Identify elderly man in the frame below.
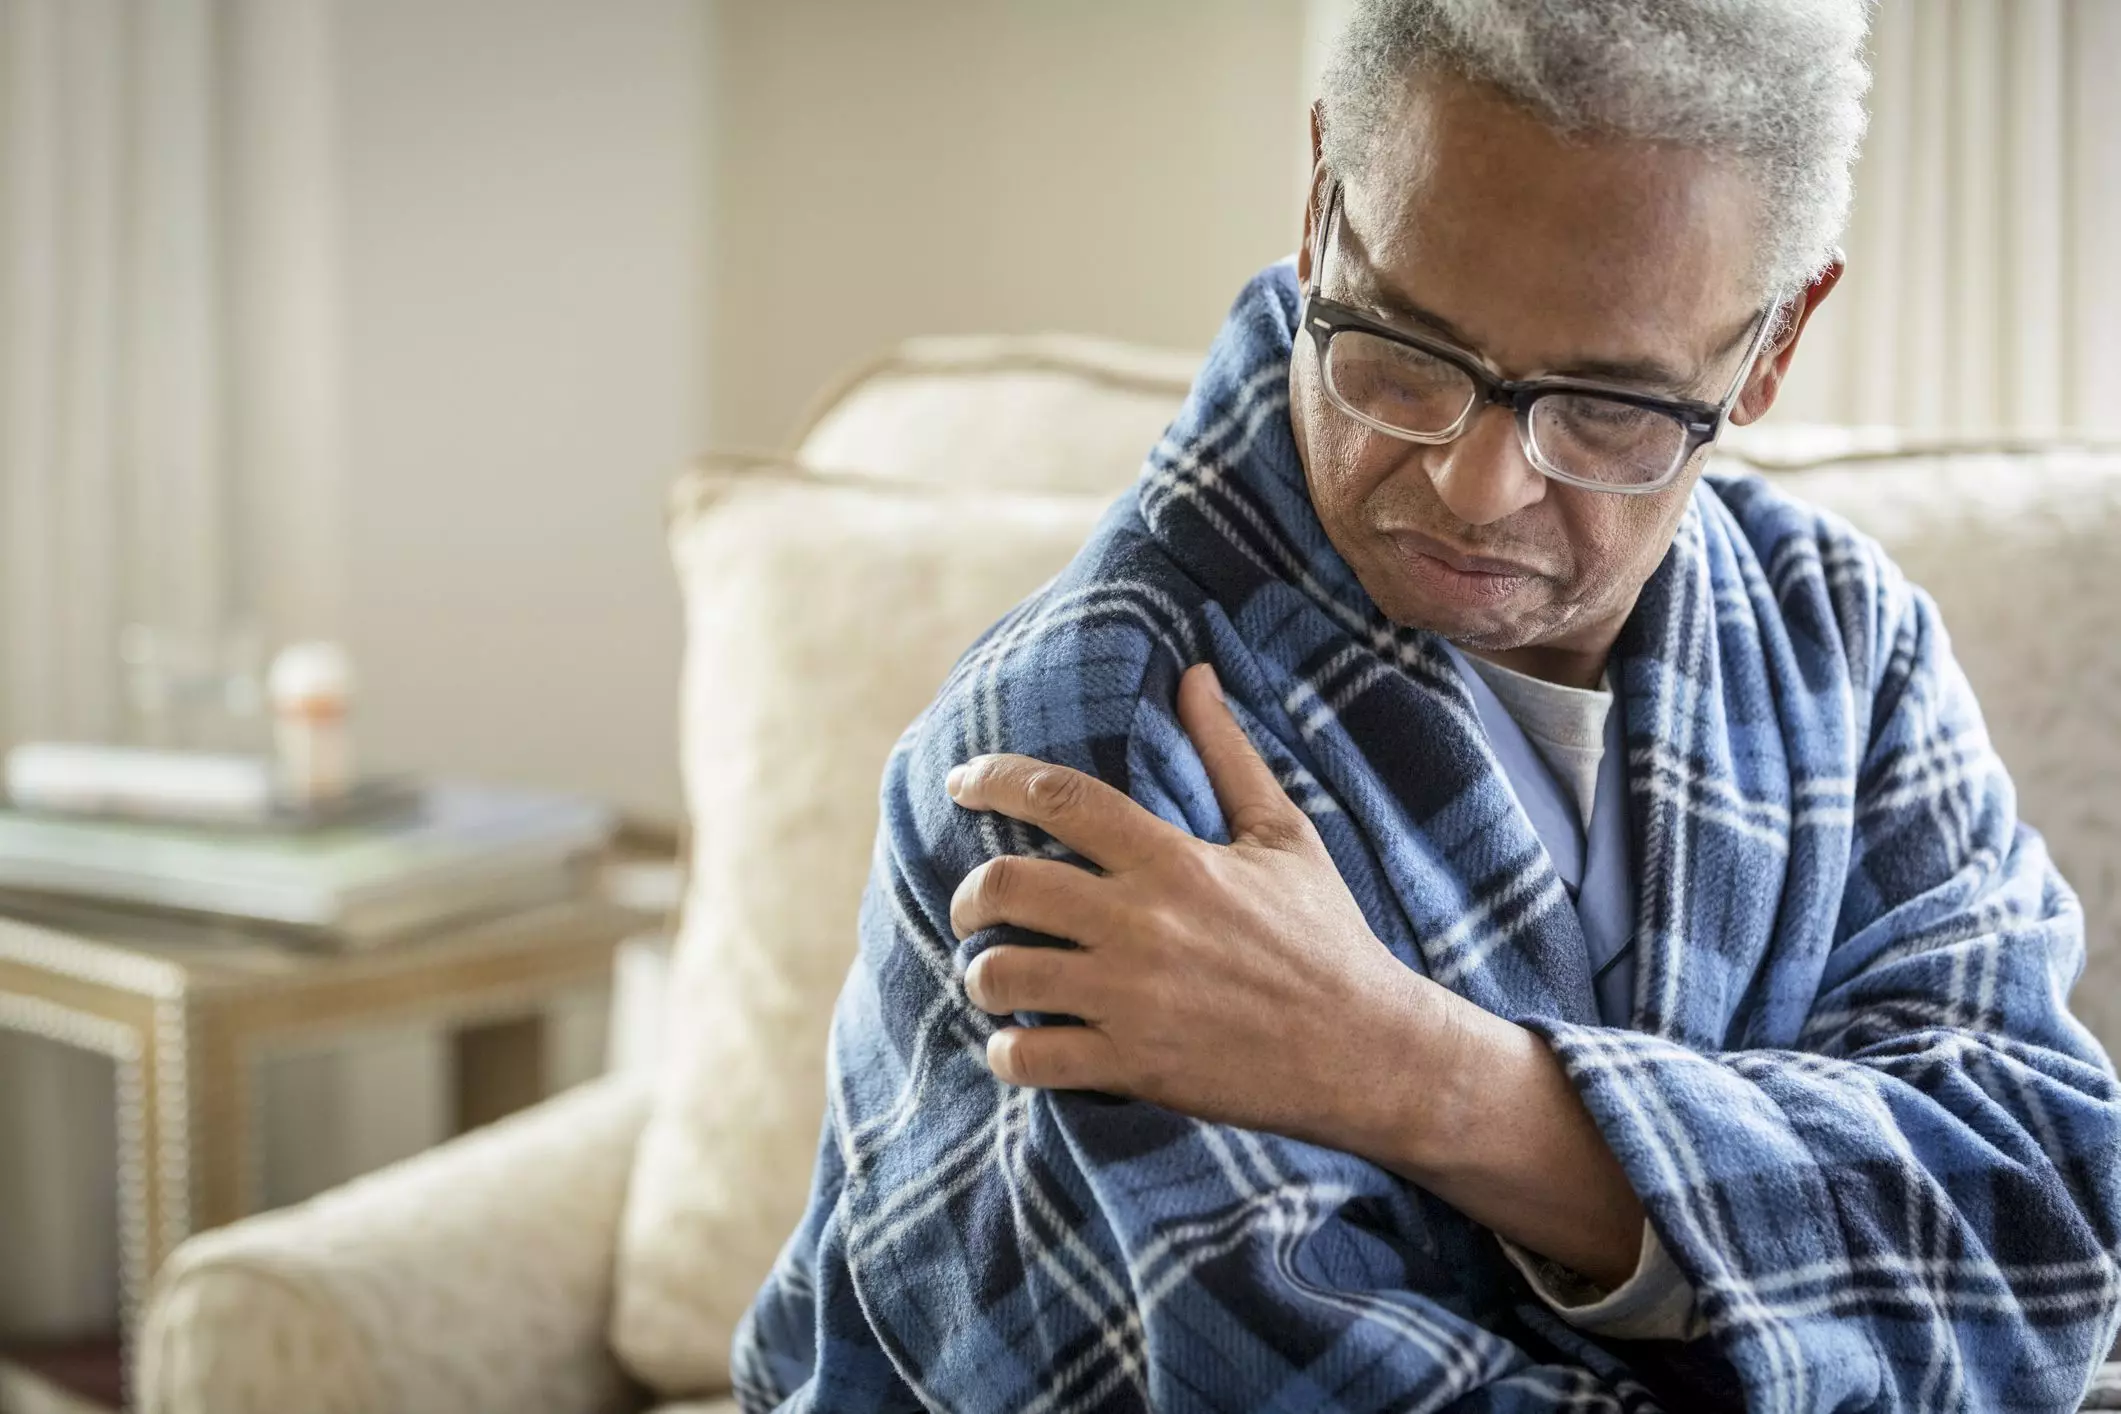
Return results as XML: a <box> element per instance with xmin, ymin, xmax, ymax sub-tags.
<box><xmin>735</xmin><ymin>1</ymin><xmax>2121</xmax><ymax>1409</ymax></box>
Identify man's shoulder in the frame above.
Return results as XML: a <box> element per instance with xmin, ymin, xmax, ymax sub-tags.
<box><xmin>907</xmin><ymin>505</ymin><xmax>1209</xmax><ymax>780</ymax></box>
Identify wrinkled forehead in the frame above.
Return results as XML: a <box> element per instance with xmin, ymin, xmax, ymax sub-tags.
<box><xmin>1337</xmin><ymin>74</ymin><xmax>1767</xmax><ymax>387</ymax></box>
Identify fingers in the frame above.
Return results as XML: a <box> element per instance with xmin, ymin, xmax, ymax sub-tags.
<box><xmin>963</xmin><ymin>943</ymin><xmax>1102</xmax><ymax>1017</ymax></box>
<box><xmin>986</xmin><ymin>1022</ymin><xmax>1125</xmax><ymax>1093</ymax></box>
<box><xmin>949</xmin><ymin>854</ymin><xmax>1104</xmax><ymax>943</ymax></box>
<box><xmin>1174</xmin><ymin>663</ymin><xmax>1311</xmax><ymax>850</ymax></box>
<box><xmin>946</xmin><ymin>754</ymin><xmax>1175</xmax><ymax>872</ymax></box>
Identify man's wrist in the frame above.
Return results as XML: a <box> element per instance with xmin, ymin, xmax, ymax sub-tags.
<box><xmin>1375</xmin><ymin>994</ymin><xmax>1647</xmax><ymax>1288</ymax></box>
<box><xmin>1330</xmin><ymin>969</ymin><xmax>1487</xmax><ymax>1183</ymax></box>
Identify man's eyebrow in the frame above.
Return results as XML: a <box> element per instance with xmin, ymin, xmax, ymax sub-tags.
<box><xmin>1554</xmin><ymin>352</ymin><xmax>1698</xmax><ymax>394</ymax></box>
<box><xmin>1353</xmin><ymin>279</ymin><xmax>1708</xmax><ymax>396</ymax></box>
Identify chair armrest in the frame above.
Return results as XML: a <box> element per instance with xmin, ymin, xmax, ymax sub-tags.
<box><xmin>139</xmin><ymin>1072</ymin><xmax>652</xmax><ymax>1414</ymax></box>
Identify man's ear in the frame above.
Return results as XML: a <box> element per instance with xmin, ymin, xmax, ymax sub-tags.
<box><xmin>1298</xmin><ymin>102</ymin><xmax>1329</xmax><ymax>287</ymax></box>
<box><xmin>1731</xmin><ymin>256</ymin><xmax>1844</xmax><ymax>425</ymax></box>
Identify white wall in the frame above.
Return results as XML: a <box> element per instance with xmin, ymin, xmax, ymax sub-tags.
<box><xmin>321</xmin><ymin>0</ymin><xmax>1314</xmax><ymax>816</ymax></box>
<box><xmin>707</xmin><ymin>0</ymin><xmax>1313</xmax><ymax>450</ymax></box>
<box><xmin>335</xmin><ymin>0</ymin><xmax>706</xmax><ymax>822</ymax></box>
<box><xmin>287</xmin><ymin>0</ymin><xmax>1325</xmax><ymax>823</ymax></box>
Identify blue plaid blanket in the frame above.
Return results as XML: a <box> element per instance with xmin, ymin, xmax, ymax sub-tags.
<box><xmin>733</xmin><ymin>264</ymin><xmax>2121</xmax><ymax>1411</ymax></box>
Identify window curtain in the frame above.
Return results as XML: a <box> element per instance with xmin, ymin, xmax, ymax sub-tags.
<box><xmin>0</xmin><ymin>0</ymin><xmax>232</xmax><ymax>753</ymax></box>
<box><xmin>0</xmin><ymin>0</ymin><xmax>360</xmax><ymax>1337</ymax></box>
<box><xmin>0</xmin><ymin>0</ymin><xmax>346</xmax><ymax>753</ymax></box>
<box><xmin>1720</xmin><ymin>0</ymin><xmax>2120</xmax><ymax>437</ymax></box>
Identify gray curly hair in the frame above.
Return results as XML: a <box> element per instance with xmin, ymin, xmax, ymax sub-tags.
<box><xmin>1319</xmin><ymin>0</ymin><xmax>1873</xmax><ymax>295</ymax></box>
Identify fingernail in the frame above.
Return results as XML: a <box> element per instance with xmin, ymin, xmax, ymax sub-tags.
<box><xmin>1200</xmin><ymin>663</ymin><xmax>1224</xmax><ymax>702</ymax></box>
<box><xmin>946</xmin><ymin>764</ymin><xmax>967</xmax><ymax>799</ymax></box>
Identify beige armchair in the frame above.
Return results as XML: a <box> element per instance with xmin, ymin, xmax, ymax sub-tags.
<box><xmin>138</xmin><ymin>338</ymin><xmax>2121</xmax><ymax>1412</ymax></box>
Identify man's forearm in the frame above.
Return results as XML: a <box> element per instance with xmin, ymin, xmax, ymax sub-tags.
<box><xmin>1330</xmin><ymin>976</ymin><xmax>1646</xmax><ymax>1290</ymax></box>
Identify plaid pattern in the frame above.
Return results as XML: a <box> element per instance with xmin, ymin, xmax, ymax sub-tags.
<box><xmin>732</xmin><ymin>264</ymin><xmax>2121</xmax><ymax>1412</ymax></box>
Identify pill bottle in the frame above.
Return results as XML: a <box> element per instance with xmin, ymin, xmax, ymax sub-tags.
<box><xmin>269</xmin><ymin>641</ymin><xmax>355</xmax><ymax>807</ymax></box>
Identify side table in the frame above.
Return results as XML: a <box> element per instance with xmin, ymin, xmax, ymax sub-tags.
<box><xmin>0</xmin><ymin>892</ymin><xmax>646</xmax><ymax>1340</ymax></box>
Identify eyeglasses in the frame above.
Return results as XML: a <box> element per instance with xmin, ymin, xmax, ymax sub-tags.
<box><xmin>1299</xmin><ymin>179</ymin><xmax>1779</xmax><ymax>495</ymax></box>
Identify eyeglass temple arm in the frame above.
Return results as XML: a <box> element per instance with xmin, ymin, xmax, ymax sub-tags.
<box><xmin>1304</xmin><ymin>177</ymin><xmax>1342</xmax><ymax>300</ymax></box>
<box><xmin>1717</xmin><ymin>298</ymin><xmax>1787</xmax><ymax>414</ymax></box>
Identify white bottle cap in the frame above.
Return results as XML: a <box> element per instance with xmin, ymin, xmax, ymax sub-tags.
<box><xmin>269</xmin><ymin>641</ymin><xmax>354</xmax><ymax>710</ymax></box>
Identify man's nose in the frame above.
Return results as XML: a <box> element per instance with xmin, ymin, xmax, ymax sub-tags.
<box><xmin>1421</xmin><ymin>404</ymin><xmax>1547</xmax><ymax>526</ymax></box>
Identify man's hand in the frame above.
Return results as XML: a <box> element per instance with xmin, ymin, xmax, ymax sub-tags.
<box><xmin>948</xmin><ymin>660</ymin><xmax>1647</xmax><ymax>1290</ymax></box>
<box><xmin>947</xmin><ymin>662</ymin><xmax>1454</xmax><ymax>1156</ymax></box>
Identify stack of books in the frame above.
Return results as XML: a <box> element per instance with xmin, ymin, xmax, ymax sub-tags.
<box><xmin>0</xmin><ymin>777</ymin><xmax>618</xmax><ymax>948</ymax></box>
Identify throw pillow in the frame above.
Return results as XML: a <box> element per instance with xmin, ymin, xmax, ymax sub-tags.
<box><xmin>611</xmin><ymin>455</ymin><xmax>1115</xmax><ymax>1395</ymax></box>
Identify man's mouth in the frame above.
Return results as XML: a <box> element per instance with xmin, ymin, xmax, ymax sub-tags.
<box><xmin>1379</xmin><ymin>528</ymin><xmax>1544</xmax><ymax>609</ymax></box>
<box><xmin>1385</xmin><ymin>528</ymin><xmax>1543</xmax><ymax>578</ymax></box>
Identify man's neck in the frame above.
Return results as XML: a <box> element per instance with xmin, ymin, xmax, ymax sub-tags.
<box><xmin>1462</xmin><ymin>642</ymin><xmax>1611</xmax><ymax>692</ymax></box>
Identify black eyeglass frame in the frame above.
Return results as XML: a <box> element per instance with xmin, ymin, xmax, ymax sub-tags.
<box><xmin>1299</xmin><ymin>178</ymin><xmax>1778</xmax><ymax>496</ymax></box>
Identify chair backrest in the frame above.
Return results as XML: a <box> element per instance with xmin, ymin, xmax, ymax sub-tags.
<box><xmin>790</xmin><ymin>332</ymin><xmax>1199</xmax><ymax>495</ymax></box>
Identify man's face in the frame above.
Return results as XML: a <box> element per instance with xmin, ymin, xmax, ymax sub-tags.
<box><xmin>1292</xmin><ymin>76</ymin><xmax>1799</xmax><ymax>672</ymax></box>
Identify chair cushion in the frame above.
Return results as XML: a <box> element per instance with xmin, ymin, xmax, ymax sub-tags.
<box><xmin>791</xmin><ymin>333</ymin><xmax>1196</xmax><ymax>495</ymax></box>
<box><xmin>1748</xmin><ymin>443</ymin><xmax>2121</xmax><ymax>1053</ymax></box>
<box><xmin>611</xmin><ymin>456</ymin><xmax>1114</xmax><ymax>1396</ymax></box>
